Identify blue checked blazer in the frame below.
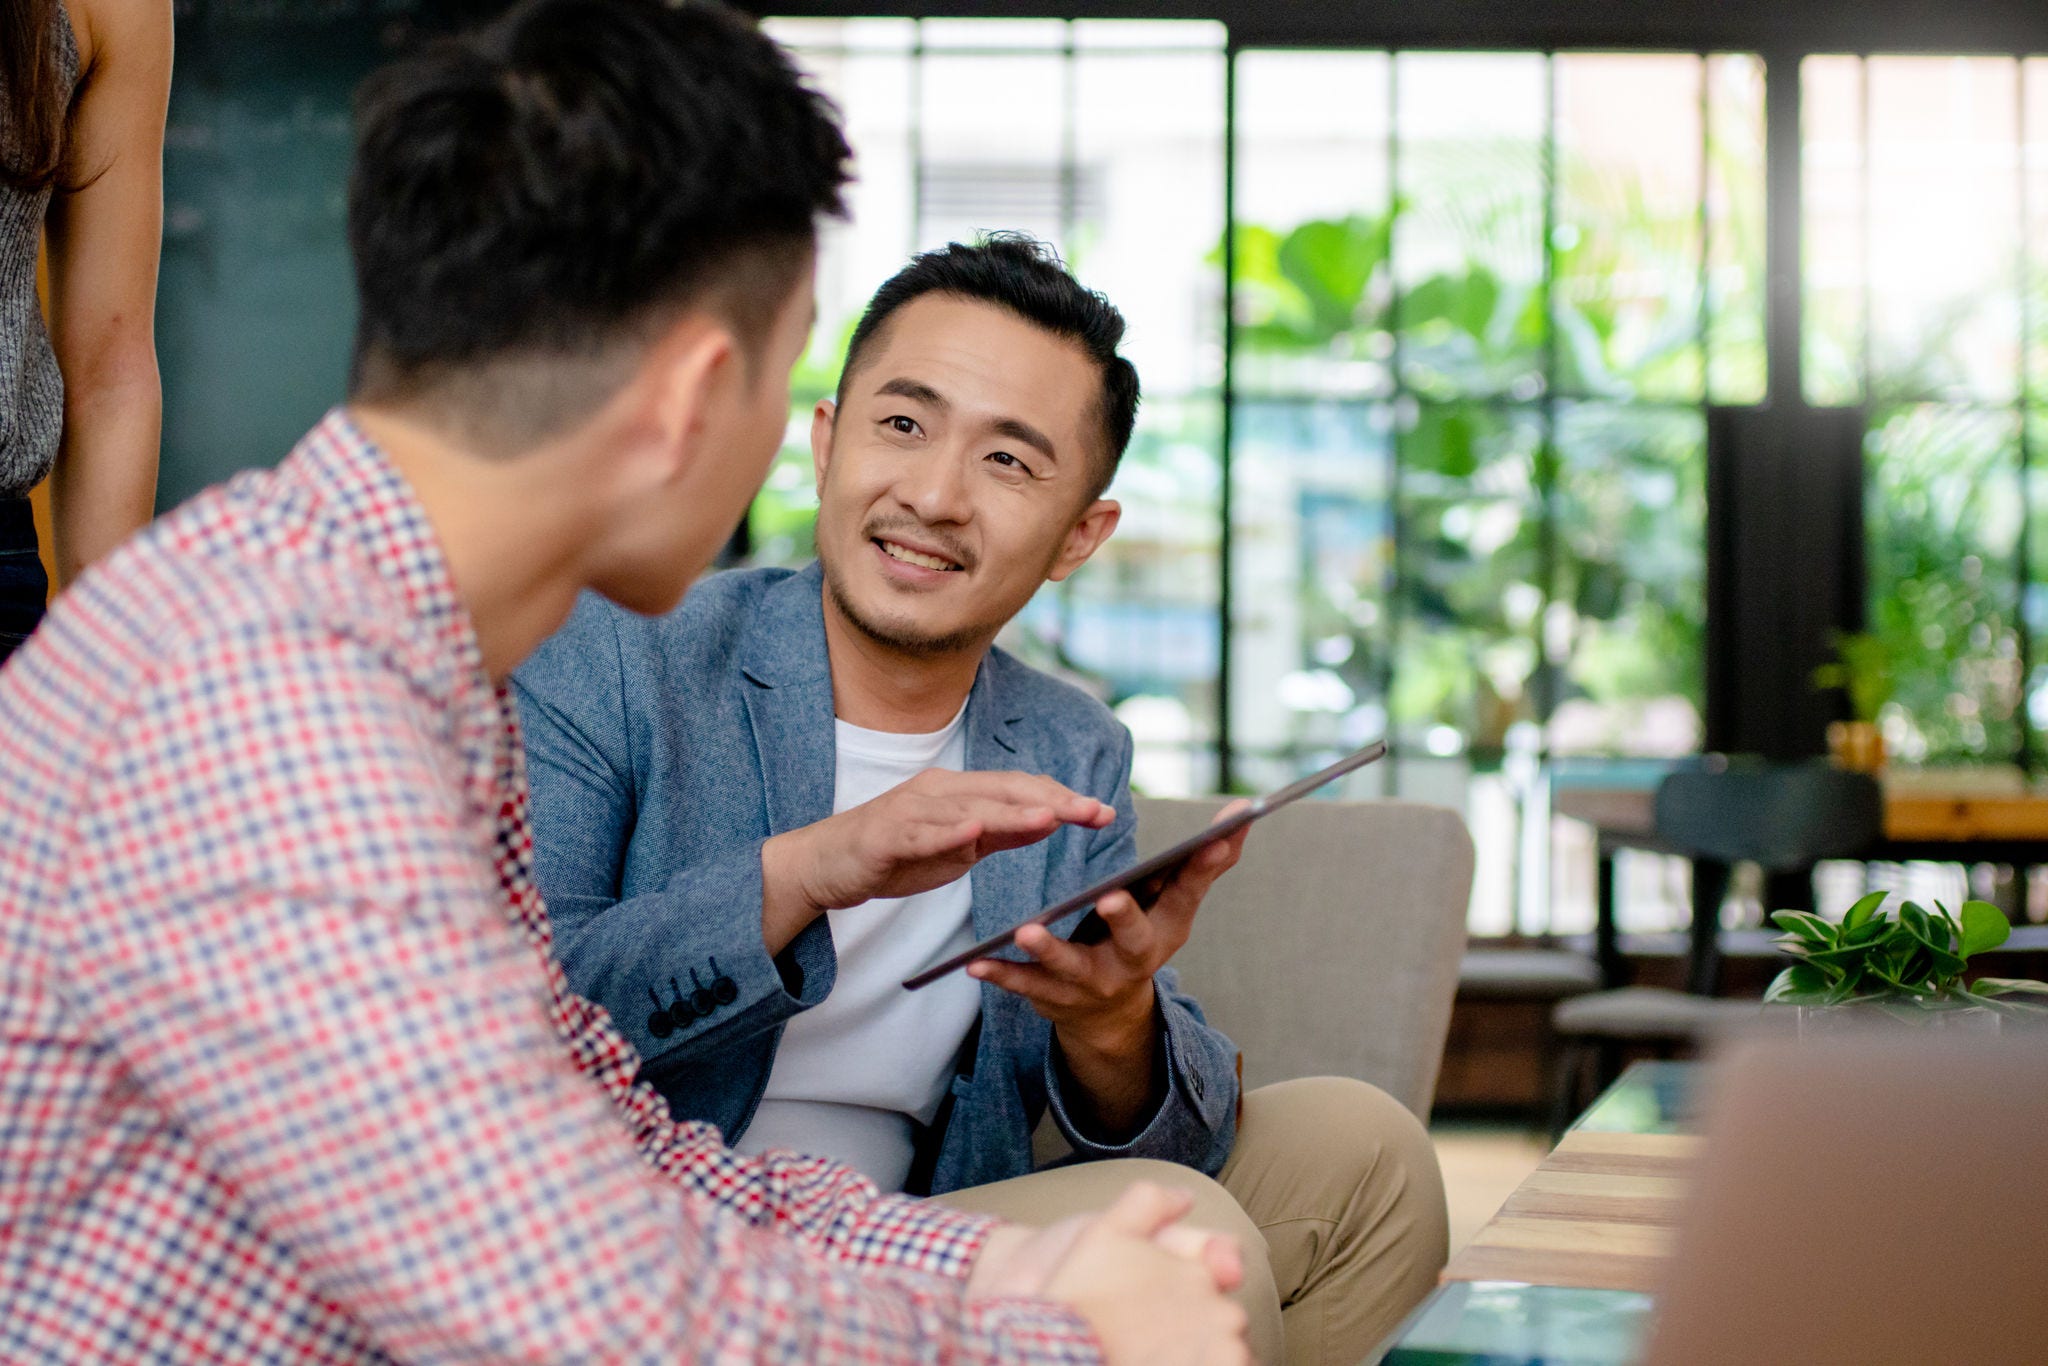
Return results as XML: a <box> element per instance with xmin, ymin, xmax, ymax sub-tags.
<box><xmin>512</xmin><ymin>562</ymin><xmax>1240</xmax><ymax>1195</ymax></box>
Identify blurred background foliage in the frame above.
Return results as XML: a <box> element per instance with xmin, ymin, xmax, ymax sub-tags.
<box><xmin>1228</xmin><ymin>198</ymin><xmax>1708</xmax><ymax>755</ymax></box>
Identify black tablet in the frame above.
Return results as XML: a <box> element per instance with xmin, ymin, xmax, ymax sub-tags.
<box><xmin>902</xmin><ymin>740</ymin><xmax>1388</xmax><ymax>990</ymax></box>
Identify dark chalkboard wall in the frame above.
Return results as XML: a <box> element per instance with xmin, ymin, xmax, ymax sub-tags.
<box><xmin>158</xmin><ymin>0</ymin><xmax>495</xmax><ymax>511</ymax></box>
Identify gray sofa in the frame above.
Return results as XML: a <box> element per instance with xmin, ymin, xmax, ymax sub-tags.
<box><xmin>1134</xmin><ymin>796</ymin><xmax>1474</xmax><ymax>1117</ymax></box>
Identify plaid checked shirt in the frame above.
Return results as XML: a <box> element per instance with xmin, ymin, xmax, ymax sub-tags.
<box><xmin>0</xmin><ymin>411</ymin><xmax>1103</xmax><ymax>1365</ymax></box>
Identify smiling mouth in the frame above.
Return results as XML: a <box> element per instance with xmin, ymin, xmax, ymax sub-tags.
<box><xmin>875</xmin><ymin>538</ymin><xmax>964</xmax><ymax>572</ymax></box>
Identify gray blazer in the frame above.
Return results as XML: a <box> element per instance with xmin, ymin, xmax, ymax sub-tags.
<box><xmin>512</xmin><ymin>562</ymin><xmax>1239</xmax><ymax>1195</ymax></box>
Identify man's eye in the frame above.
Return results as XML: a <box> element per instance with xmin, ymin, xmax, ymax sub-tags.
<box><xmin>987</xmin><ymin>450</ymin><xmax>1029</xmax><ymax>474</ymax></box>
<box><xmin>885</xmin><ymin>416</ymin><xmax>921</xmax><ymax>436</ymax></box>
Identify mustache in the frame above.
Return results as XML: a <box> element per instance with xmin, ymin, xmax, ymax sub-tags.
<box><xmin>864</xmin><ymin>518</ymin><xmax>976</xmax><ymax>572</ymax></box>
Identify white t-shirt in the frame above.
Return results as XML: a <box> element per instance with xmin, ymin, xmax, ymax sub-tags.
<box><xmin>735</xmin><ymin>705</ymin><xmax>984</xmax><ymax>1192</ymax></box>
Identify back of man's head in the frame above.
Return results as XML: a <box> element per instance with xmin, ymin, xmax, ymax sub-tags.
<box><xmin>347</xmin><ymin>0</ymin><xmax>850</xmax><ymax>452</ymax></box>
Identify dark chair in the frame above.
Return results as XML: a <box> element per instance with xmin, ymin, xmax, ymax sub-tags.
<box><xmin>1655</xmin><ymin>764</ymin><xmax>1884</xmax><ymax>996</ymax></box>
<box><xmin>1548</xmin><ymin>763</ymin><xmax>1882</xmax><ymax>1138</ymax></box>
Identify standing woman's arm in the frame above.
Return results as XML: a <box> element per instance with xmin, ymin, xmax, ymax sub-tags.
<box><xmin>43</xmin><ymin>0</ymin><xmax>171</xmax><ymax>584</ymax></box>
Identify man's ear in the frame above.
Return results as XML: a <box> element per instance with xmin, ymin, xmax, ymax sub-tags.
<box><xmin>810</xmin><ymin>398</ymin><xmax>837</xmax><ymax>498</ymax></box>
<box><xmin>639</xmin><ymin>318</ymin><xmax>736</xmax><ymax>489</ymax></box>
<box><xmin>1048</xmin><ymin>498</ymin><xmax>1121</xmax><ymax>583</ymax></box>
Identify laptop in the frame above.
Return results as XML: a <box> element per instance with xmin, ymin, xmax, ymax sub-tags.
<box><xmin>1642</xmin><ymin>1032</ymin><xmax>2048</xmax><ymax>1365</ymax></box>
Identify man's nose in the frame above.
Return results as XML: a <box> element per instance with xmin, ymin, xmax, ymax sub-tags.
<box><xmin>898</xmin><ymin>448</ymin><xmax>973</xmax><ymax>525</ymax></box>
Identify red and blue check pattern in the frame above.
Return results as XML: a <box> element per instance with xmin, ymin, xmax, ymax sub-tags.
<box><xmin>0</xmin><ymin>411</ymin><xmax>1102</xmax><ymax>1364</ymax></box>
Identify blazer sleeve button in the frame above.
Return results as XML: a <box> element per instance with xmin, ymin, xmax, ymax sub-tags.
<box><xmin>681</xmin><ymin>968</ymin><xmax>714</xmax><ymax>1016</ymax></box>
<box><xmin>645</xmin><ymin>989</ymin><xmax>677</xmax><ymax>1039</ymax></box>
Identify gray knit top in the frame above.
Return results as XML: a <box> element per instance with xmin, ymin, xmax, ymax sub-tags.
<box><xmin>0</xmin><ymin>3</ymin><xmax>81</xmax><ymax>500</ymax></box>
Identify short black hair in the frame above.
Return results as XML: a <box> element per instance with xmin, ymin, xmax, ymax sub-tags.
<box><xmin>837</xmin><ymin>234</ymin><xmax>1140</xmax><ymax>496</ymax></box>
<box><xmin>347</xmin><ymin>0</ymin><xmax>850</xmax><ymax>448</ymax></box>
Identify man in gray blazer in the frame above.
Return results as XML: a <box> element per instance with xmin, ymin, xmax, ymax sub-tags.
<box><xmin>515</xmin><ymin>236</ymin><xmax>1447</xmax><ymax>1365</ymax></box>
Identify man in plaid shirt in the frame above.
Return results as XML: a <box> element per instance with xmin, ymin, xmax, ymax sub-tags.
<box><xmin>0</xmin><ymin>2</ymin><xmax>1252</xmax><ymax>1361</ymax></box>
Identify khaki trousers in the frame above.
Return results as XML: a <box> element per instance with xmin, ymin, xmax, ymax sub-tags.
<box><xmin>937</xmin><ymin>1077</ymin><xmax>1449</xmax><ymax>1366</ymax></box>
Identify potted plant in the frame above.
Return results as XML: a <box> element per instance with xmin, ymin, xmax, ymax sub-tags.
<box><xmin>1811</xmin><ymin>632</ymin><xmax>1892</xmax><ymax>772</ymax></box>
<box><xmin>1764</xmin><ymin>891</ymin><xmax>2048</xmax><ymax>1031</ymax></box>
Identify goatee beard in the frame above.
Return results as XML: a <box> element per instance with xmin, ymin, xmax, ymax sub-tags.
<box><xmin>823</xmin><ymin>553</ymin><xmax>991</xmax><ymax>659</ymax></box>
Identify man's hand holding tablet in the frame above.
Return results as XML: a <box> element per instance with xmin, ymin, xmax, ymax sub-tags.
<box><xmin>905</xmin><ymin>740</ymin><xmax>1389</xmax><ymax>990</ymax></box>
<box><xmin>965</xmin><ymin>798</ymin><xmax>1252</xmax><ymax>1138</ymax></box>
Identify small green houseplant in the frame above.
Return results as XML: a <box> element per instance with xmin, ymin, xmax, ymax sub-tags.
<box><xmin>1764</xmin><ymin>891</ymin><xmax>2048</xmax><ymax>1022</ymax></box>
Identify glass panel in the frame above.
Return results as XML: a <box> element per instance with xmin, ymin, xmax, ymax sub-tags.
<box><xmin>749</xmin><ymin>418</ymin><xmax>822</xmax><ymax>567</ymax></box>
<box><xmin>1397</xmin><ymin>750</ymin><xmax>1525</xmax><ymax>936</ymax></box>
<box><xmin>783</xmin><ymin>42</ymin><xmax>917</xmax><ymax>394</ymax></box>
<box><xmin>761</xmin><ymin>17</ymin><xmax>913</xmax><ymax>52</ymax></box>
<box><xmin>1233</xmin><ymin>51</ymin><xmax>1395</xmax><ymax>400</ymax></box>
<box><xmin>917</xmin><ymin>50</ymin><xmax>1068</xmax><ymax>251</ymax></box>
<box><xmin>1706</xmin><ymin>53</ymin><xmax>1768</xmax><ymax>405</ymax></box>
<box><xmin>921</xmin><ymin>19</ymin><xmax>1068</xmax><ymax>51</ymax></box>
<box><xmin>1042</xmin><ymin>41</ymin><xmax>1226</xmax><ymax>785</ymax></box>
<box><xmin>1867</xmin><ymin>57</ymin><xmax>2021</xmax><ymax>405</ymax></box>
<box><xmin>1389</xmin><ymin>395</ymin><xmax>1539</xmax><ymax>937</ymax></box>
<box><xmin>1572</xmin><ymin>1059</ymin><xmax>1701</xmax><ymax>1134</ymax></box>
<box><xmin>1801</xmin><ymin>54</ymin><xmax>2029</xmax><ymax>407</ymax></box>
<box><xmin>2026</xmin><ymin>410</ymin><xmax>2048</xmax><ymax>767</ymax></box>
<box><xmin>1383</xmin><ymin>1282</ymin><xmax>1652</xmax><ymax>1366</ymax></box>
<box><xmin>2028</xmin><ymin>60</ymin><xmax>2048</xmax><ymax>405</ymax></box>
<box><xmin>1073</xmin><ymin>46</ymin><xmax>1227</xmax><ymax>397</ymax></box>
<box><xmin>1229</xmin><ymin>49</ymin><xmax>1401</xmax><ymax>803</ymax></box>
<box><xmin>1550</xmin><ymin>403</ymin><xmax>1706</xmax><ymax>756</ymax></box>
<box><xmin>752</xmin><ymin>34</ymin><xmax>918</xmax><ymax>566</ymax></box>
<box><xmin>1393</xmin><ymin>53</ymin><xmax>1547</xmax><ymax>402</ymax></box>
<box><xmin>1011</xmin><ymin>398</ymin><xmax>1223</xmax><ymax>798</ymax></box>
<box><xmin>1868</xmin><ymin>405</ymin><xmax>2023</xmax><ymax>765</ymax></box>
<box><xmin>1227</xmin><ymin>400</ymin><xmax>1394</xmax><ymax>788</ymax></box>
<box><xmin>1074</xmin><ymin>20</ymin><xmax>1226</xmax><ymax>51</ymax></box>
<box><xmin>1802</xmin><ymin>55</ymin><xmax>1867</xmax><ymax>407</ymax></box>
<box><xmin>1553</xmin><ymin>54</ymin><xmax>1705</xmax><ymax>403</ymax></box>
<box><xmin>1393</xmin><ymin>401</ymin><xmax>1544</xmax><ymax>748</ymax></box>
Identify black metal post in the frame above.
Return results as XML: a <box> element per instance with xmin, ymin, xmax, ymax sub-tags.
<box><xmin>1763</xmin><ymin>48</ymin><xmax>1803</xmax><ymax>409</ymax></box>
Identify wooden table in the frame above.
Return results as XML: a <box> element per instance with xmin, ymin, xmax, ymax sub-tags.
<box><xmin>1552</xmin><ymin>766</ymin><xmax>2048</xmax><ymax>991</ymax></box>
<box><xmin>1379</xmin><ymin>1063</ymin><xmax>1694</xmax><ymax>1363</ymax></box>
<box><xmin>1555</xmin><ymin>783</ymin><xmax>2048</xmax><ymax>849</ymax></box>
<box><xmin>1440</xmin><ymin>1129</ymin><xmax>1700</xmax><ymax>1293</ymax></box>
